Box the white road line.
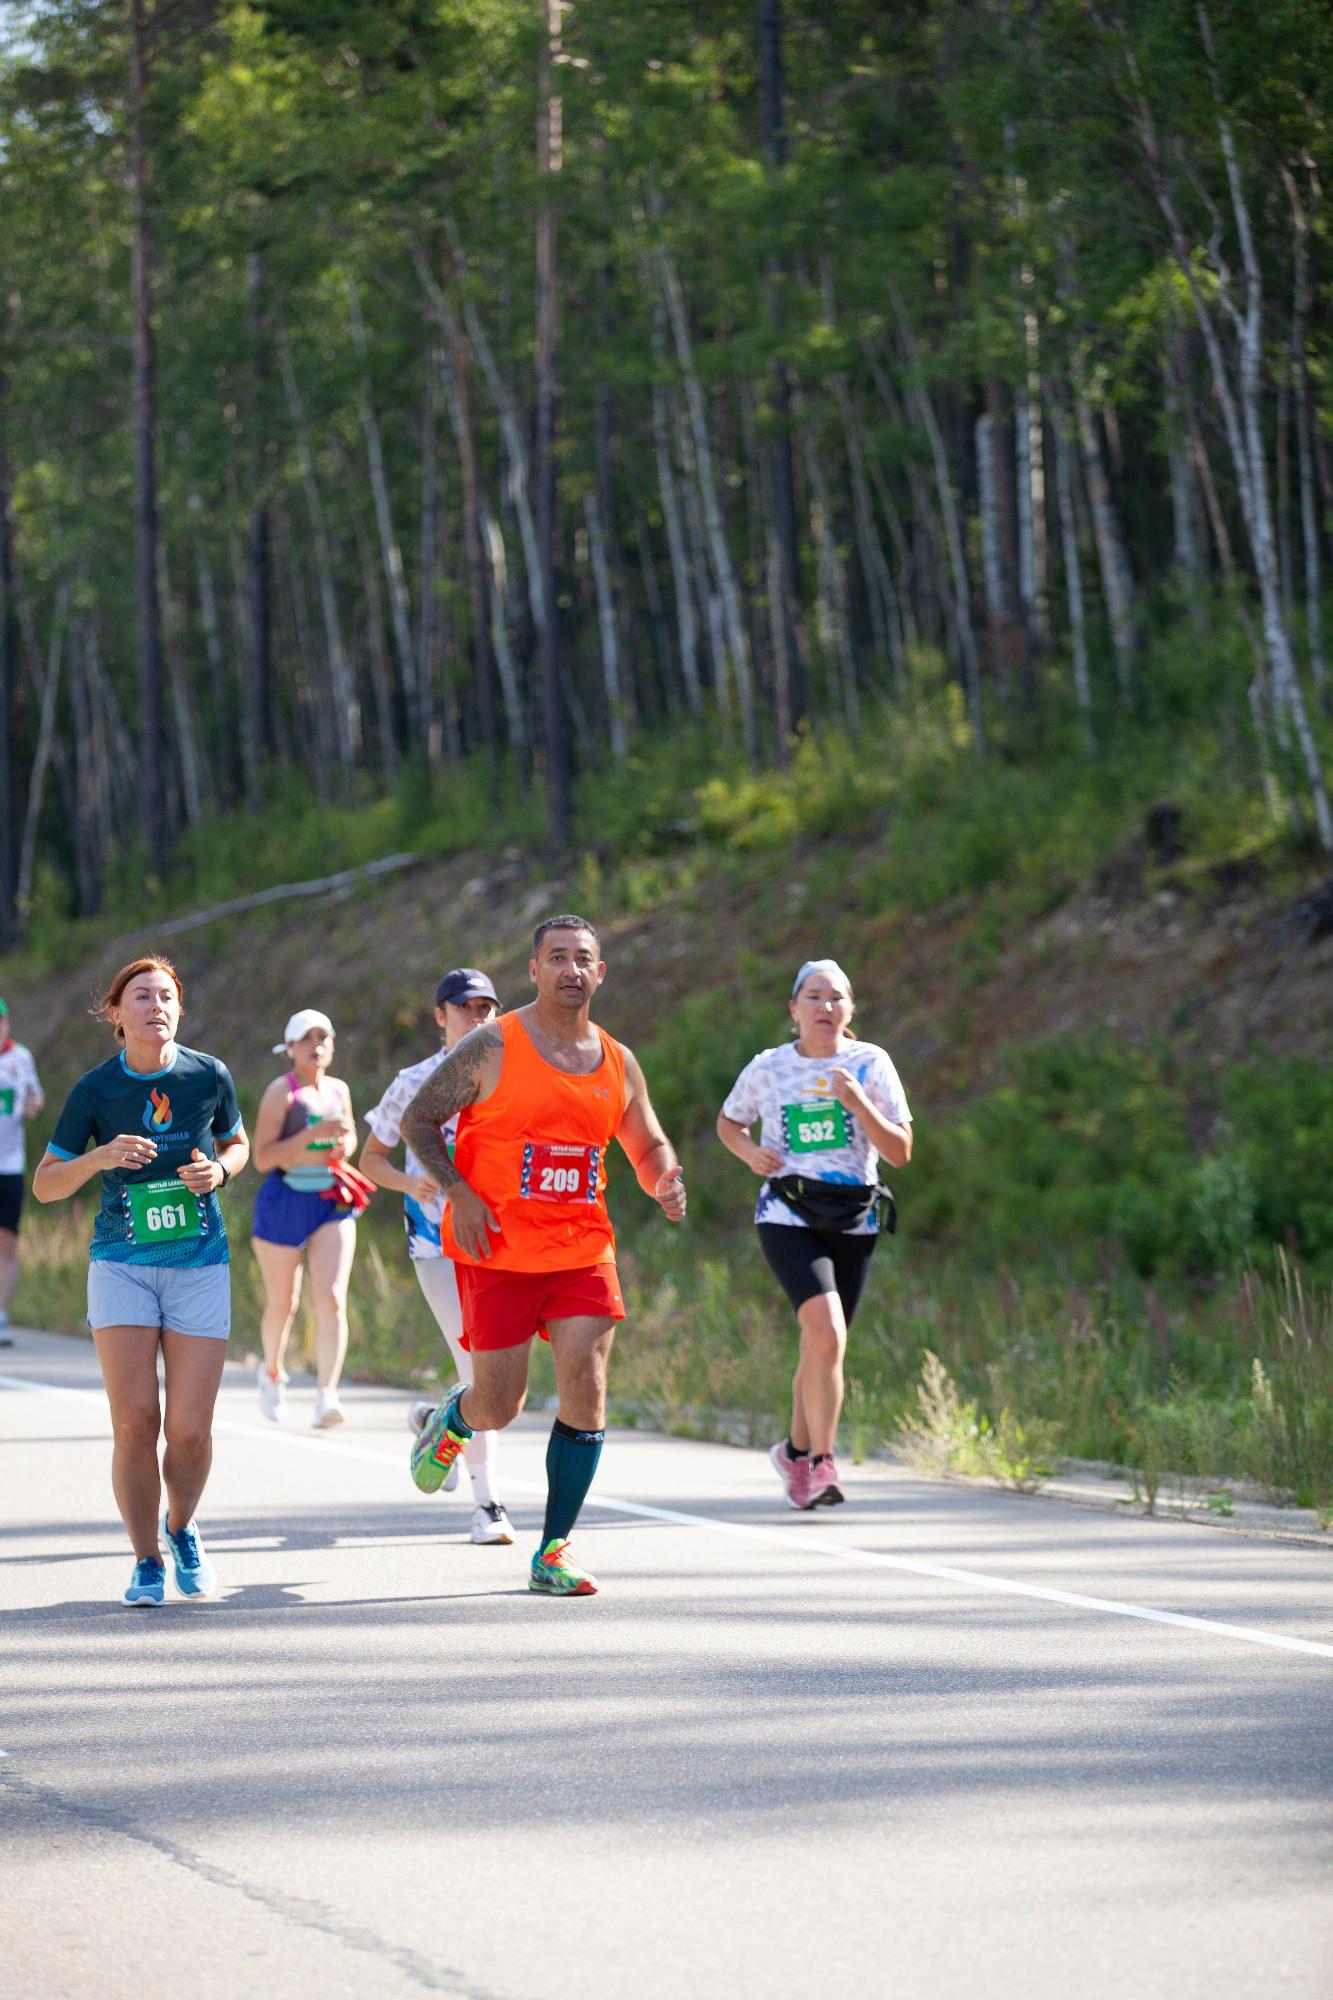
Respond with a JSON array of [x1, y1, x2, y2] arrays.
[[5, 1370, 1333, 1662]]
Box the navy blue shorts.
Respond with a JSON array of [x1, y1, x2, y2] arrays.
[[252, 1174, 355, 1249], [0, 1174, 24, 1234]]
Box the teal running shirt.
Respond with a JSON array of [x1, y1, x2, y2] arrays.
[[48, 1045, 243, 1267]]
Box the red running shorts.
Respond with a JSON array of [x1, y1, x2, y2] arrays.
[[455, 1261, 625, 1352]]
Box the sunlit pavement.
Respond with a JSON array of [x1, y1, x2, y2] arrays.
[[3, 1329, 1331, 2000]]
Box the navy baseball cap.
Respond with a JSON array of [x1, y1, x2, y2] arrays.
[[435, 968, 499, 1008]]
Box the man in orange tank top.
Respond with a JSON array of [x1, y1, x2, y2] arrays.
[[402, 915, 686, 1596]]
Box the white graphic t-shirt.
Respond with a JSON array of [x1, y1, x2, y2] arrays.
[[365, 1049, 457, 1261], [0, 1042, 42, 1175], [721, 1039, 911, 1234]]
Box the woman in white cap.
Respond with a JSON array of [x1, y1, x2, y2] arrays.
[[716, 960, 912, 1509], [359, 967, 515, 1546], [250, 1009, 360, 1427]]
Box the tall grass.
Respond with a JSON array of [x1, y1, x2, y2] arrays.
[[17, 1196, 1332, 1506]]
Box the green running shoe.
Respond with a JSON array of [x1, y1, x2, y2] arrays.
[[529, 1538, 598, 1596], [410, 1390, 470, 1494]]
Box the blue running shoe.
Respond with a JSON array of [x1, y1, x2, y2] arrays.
[[410, 1389, 471, 1495], [162, 1511, 217, 1598], [123, 1556, 166, 1606]]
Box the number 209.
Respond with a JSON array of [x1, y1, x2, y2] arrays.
[[539, 1165, 583, 1195]]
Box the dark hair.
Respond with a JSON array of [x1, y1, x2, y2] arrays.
[[96, 955, 184, 1042], [532, 913, 600, 954]]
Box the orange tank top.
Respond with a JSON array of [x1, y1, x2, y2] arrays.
[[440, 1011, 627, 1271]]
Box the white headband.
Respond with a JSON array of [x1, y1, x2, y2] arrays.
[[273, 1008, 335, 1054], [791, 958, 853, 1000]]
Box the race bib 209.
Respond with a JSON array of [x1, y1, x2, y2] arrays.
[[519, 1141, 599, 1203]]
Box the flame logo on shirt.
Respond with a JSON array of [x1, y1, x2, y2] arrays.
[[143, 1087, 172, 1132]]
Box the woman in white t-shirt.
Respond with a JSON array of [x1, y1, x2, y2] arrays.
[[717, 959, 912, 1511]]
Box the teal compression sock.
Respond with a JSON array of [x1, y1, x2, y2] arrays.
[[541, 1418, 604, 1545]]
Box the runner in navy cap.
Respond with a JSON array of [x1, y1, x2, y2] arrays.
[[435, 969, 499, 1009]]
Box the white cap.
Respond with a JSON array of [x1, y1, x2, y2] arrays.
[[273, 1008, 335, 1054], [791, 958, 853, 1000]]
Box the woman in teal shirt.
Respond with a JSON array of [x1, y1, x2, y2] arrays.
[[33, 954, 249, 1606]]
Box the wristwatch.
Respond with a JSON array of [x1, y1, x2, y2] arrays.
[[216, 1160, 231, 1187]]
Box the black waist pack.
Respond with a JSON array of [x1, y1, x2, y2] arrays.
[[768, 1175, 896, 1236]]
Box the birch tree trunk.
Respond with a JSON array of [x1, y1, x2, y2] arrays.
[[758, 0, 806, 727], [583, 490, 627, 759], [1019, 281, 1050, 645], [1200, 0, 1331, 847], [280, 346, 358, 783], [16, 584, 68, 927], [478, 499, 529, 765], [350, 499, 400, 781], [976, 414, 1005, 632], [536, 0, 570, 850], [156, 539, 206, 827], [1276, 339, 1294, 625], [71, 620, 103, 916], [347, 275, 417, 728], [1163, 340, 1203, 584], [1112, 7, 1331, 847], [280, 515, 335, 807], [888, 284, 983, 750], [1049, 391, 1096, 754], [191, 515, 227, 726], [800, 414, 859, 730], [1074, 390, 1137, 700], [633, 502, 674, 716], [834, 369, 903, 690], [129, 0, 165, 875], [680, 448, 727, 719], [416, 346, 440, 755], [0, 385, 19, 943], [445, 226, 547, 641], [435, 283, 497, 760], [657, 237, 758, 758], [650, 318, 702, 714], [1282, 160, 1326, 700], [865, 458, 919, 657], [246, 250, 272, 808]]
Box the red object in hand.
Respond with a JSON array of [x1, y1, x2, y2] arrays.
[[322, 1160, 375, 1213]]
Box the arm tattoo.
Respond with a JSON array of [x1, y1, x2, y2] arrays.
[[401, 1028, 502, 1193]]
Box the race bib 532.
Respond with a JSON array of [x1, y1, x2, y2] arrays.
[[782, 1100, 851, 1153]]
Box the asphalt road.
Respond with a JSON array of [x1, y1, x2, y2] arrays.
[[2, 1328, 1331, 2000]]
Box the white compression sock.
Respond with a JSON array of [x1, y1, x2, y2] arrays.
[[414, 1254, 501, 1508]]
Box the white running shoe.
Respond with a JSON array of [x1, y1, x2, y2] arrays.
[[257, 1367, 288, 1422], [313, 1388, 344, 1429], [407, 1398, 460, 1488], [471, 1502, 515, 1545]]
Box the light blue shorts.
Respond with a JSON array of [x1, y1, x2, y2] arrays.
[[87, 1261, 232, 1341]]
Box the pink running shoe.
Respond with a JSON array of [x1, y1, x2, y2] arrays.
[[769, 1440, 813, 1510], [806, 1455, 845, 1507]]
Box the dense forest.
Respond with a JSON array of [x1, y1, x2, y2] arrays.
[[1, 0, 1331, 942]]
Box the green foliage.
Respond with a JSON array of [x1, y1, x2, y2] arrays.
[[889, 1350, 1058, 1489]]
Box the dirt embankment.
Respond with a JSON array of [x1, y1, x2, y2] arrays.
[[7, 842, 1332, 1114]]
